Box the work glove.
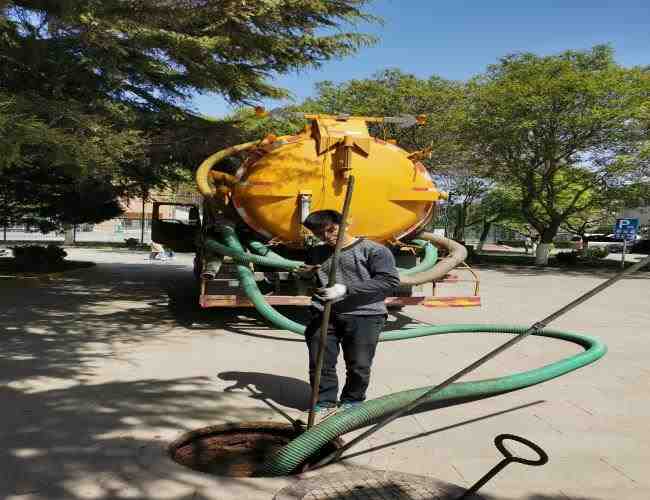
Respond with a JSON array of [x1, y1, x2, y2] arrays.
[[314, 283, 347, 303]]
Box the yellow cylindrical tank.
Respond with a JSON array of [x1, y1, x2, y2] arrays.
[[229, 117, 444, 245]]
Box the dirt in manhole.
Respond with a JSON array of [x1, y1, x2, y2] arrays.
[[169, 421, 341, 477]]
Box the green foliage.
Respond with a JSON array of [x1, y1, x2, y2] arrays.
[[227, 107, 308, 142], [555, 246, 608, 266], [555, 250, 580, 265], [10, 244, 67, 271], [124, 238, 140, 249], [0, 165, 125, 230], [584, 246, 609, 259], [459, 45, 650, 262], [1, 0, 375, 229], [3, 1, 375, 106]]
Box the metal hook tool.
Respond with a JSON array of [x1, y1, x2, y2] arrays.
[[458, 434, 548, 499]]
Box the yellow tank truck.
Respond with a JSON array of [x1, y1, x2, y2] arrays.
[[152, 113, 480, 310]]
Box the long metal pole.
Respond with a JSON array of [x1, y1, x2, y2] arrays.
[[313, 253, 650, 467], [307, 172, 356, 429]]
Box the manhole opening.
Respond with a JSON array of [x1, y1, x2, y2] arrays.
[[168, 421, 341, 477]]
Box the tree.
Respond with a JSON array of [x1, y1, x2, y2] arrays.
[[467, 186, 524, 251], [1, 0, 376, 228], [437, 172, 493, 241], [460, 45, 650, 264], [561, 207, 615, 241], [225, 107, 309, 142], [0, 164, 125, 238], [3, 1, 375, 106]]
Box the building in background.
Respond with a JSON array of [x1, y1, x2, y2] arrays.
[[2, 187, 202, 244]]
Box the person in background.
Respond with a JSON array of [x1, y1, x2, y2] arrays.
[[150, 241, 166, 260]]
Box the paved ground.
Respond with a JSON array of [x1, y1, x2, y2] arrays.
[[1, 248, 648, 500]]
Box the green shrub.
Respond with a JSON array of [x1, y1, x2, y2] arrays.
[[555, 251, 579, 265], [553, 241, 574, 249], [584, 246, 609, 259], [11, 244, 67, 271], [124, 237, 140, 249], [496, 240, 526, 247]]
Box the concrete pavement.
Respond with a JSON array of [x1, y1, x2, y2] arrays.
[[1, 248, 648, 499]]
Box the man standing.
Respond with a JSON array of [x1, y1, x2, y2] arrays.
[[298, 210, 400, 421]]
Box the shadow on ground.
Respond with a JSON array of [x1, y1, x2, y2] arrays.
[[0, 262, 282, 499], [0, 258, 615, 499]]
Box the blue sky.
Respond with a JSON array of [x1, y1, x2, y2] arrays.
[[191, 0, 650, 118]]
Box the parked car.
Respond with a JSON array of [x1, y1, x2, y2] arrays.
[[585, 234, 641, 253], [631, 239, 650, 254]]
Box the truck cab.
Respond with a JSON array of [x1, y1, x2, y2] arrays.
[[151, 202, 201, 253]]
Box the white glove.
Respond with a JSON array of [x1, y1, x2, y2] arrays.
[[314, 283, 347, 302]]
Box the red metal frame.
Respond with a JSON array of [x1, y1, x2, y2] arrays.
[[199, 294, 481, 308], [198, 265, 481, 309]]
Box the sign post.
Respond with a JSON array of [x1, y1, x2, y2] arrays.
[[613, 218, 640, 269]]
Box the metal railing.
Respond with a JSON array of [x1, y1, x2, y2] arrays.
[[1, 218, 154, 244]]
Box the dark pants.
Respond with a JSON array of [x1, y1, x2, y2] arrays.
[[305, 311, 385, 406]]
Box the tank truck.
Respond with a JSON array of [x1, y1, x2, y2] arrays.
[[151, 113, 480, 309], [156, 114, 618, 487]]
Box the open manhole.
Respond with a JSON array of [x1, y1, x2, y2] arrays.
[[169, 421, 342, 477]]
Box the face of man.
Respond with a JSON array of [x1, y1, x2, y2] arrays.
[[313, 223, 340, 246]]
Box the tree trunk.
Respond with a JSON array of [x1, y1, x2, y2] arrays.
[[453, 204, 467, 241], [477, 220, 492, 252], [64, 225, 75, 245], [535, 243, 552, 265], [533, 223, 560, 265]]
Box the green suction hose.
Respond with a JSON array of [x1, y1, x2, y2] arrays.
[[396, 239, 438, 276], [219, 229, 306, 333], [258, 326, 605, 476], [216, 233, 438, 278], [204, 235, 303, 270], [213, 227, 607, 476], [247, 238, 438, 276]]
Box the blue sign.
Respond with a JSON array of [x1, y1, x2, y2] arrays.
[[613, 218, 640, 241]]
